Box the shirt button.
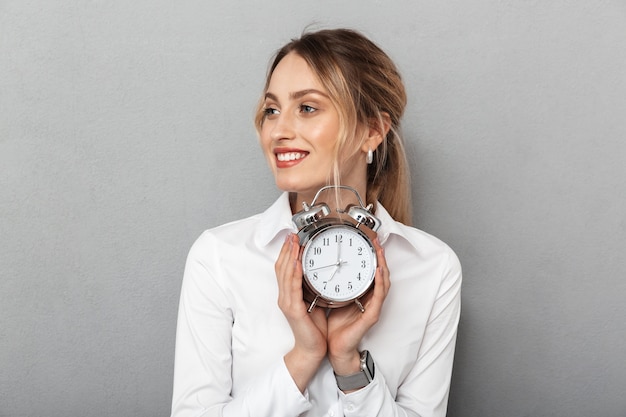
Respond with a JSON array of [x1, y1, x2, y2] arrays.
[[346, 403, 355, 412], [328, 410, 335, 417]]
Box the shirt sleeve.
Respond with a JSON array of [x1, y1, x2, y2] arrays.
[[338, 249, 462, 417], [170, 233, 312, 417]]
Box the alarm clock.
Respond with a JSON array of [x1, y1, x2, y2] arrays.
[[292, 186, 381, 313]]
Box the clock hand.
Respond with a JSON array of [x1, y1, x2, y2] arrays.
[[327, 265, 339, 281], [308, 259, 348, 272], [308, 262, 340, 272], [325, 259, 348, 281], [337, 237, 341, 262], [318, 240, 342, 281]]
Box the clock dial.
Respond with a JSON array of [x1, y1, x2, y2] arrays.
[[302, 225, 376, 303]]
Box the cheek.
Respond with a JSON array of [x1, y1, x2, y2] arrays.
[[259, 127, 272, 152], [261, 148, 276, 171], [310, 123, 340, 150], [259, 122, 269, 139], [257, 134, 274, 167]]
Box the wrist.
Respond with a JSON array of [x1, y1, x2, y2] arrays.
[[329, 349, 361, 376], [293, 343, 327, 364], [285, 348, 325, 393], [334, 350, 375, 392]]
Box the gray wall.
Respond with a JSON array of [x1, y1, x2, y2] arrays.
[[1, 1, 625, 416]]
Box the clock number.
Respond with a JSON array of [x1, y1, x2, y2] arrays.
[[335, 284, 340, 293], [361, 260, 366, 268], [357, 272, 361, 281], [347, 282, 352, 290], [323, 281, 328, 290], [335, 235, 343, 243], [313, 272, 318, 281], [357, 247, 363, 255], [322, 238, 330, 246], [313, 247, 322, 255], [309, 259, 315, 268], [349, 238, 353, 247]]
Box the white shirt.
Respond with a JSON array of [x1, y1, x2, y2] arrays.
[[171, 193, 462, 417]]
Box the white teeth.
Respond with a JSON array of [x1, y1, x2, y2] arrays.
[[277, 152, 306, 162]]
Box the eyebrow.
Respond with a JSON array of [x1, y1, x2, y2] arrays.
[[264, 89, 330, 101]]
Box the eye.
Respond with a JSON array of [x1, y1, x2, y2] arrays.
[[263, 107, 279, 118], [299, 104, 317, 114]]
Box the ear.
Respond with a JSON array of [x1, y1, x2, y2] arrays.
[[361, 112, 391, 154]]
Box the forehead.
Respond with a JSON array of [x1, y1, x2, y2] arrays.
[[267, 53, 326, 94]]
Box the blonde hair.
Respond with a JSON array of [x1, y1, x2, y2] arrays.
[[255, 29, 412, 225]]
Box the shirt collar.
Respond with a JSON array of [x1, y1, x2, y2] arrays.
[[372, 202, 405, 246], [255, 192, 408, 247], [255, 192, 298, 247]]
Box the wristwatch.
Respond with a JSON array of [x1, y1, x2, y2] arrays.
[[334, 350, 375, 391]]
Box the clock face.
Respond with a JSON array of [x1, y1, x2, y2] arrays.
[[302, 225, 377, 303]]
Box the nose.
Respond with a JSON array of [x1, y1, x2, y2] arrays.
[[270, 112, 296, 142]]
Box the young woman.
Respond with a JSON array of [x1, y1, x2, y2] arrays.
[[171, 28, 462, 417]]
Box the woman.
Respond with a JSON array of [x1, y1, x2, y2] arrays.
[[171, 28, 461, 417]]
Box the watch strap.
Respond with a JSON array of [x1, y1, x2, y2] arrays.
[[334, 350, 374, 391]]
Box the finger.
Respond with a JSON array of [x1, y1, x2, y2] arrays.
[[365, 265, 385, 316], [360, 239, 389, 317], [277, 234, 307, 314], [276, 234, 298, 300], [373, 238, 390, 295], [275, 234, 294, 277], [277, 235, 300, 277], [287, 234, 303, 290]]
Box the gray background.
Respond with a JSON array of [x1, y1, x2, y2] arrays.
[[1, 1, 625, 416]]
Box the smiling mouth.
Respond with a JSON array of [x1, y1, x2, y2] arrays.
[[276, 152, 308, 162]]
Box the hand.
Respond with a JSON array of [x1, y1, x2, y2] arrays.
[[326, 238, 390, 376], [275, 233, 327, 392]]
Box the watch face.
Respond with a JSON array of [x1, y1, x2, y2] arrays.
[[302, 225, 377, 303]]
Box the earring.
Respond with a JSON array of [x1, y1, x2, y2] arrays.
[[366, 149, 374, 164]]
